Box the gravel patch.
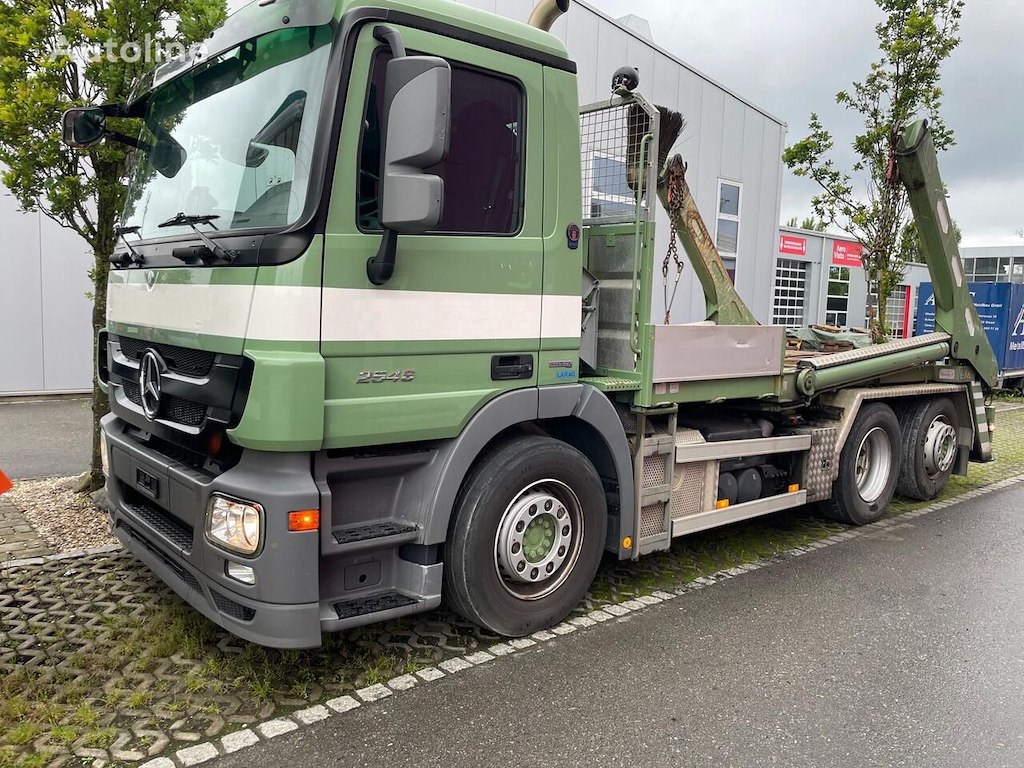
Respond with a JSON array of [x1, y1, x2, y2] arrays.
[[3, 475, 118, 552]]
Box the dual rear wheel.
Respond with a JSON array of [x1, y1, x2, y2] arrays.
[[821, 397, 960, 525]]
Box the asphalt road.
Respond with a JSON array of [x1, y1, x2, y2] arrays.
[[0, 396, 92, 479], [214, 484, 1024, 768]]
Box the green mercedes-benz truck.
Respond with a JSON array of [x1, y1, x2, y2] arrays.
[[63, 0, 997, 648]]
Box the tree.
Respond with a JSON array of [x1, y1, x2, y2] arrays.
[[783, 0, 964, 341], [785, 215, 827, 232], [0, 0, 226, 490]]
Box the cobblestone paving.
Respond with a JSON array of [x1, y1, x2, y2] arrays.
[[0, 502, 52, 563], [2, 406, 1023, 768]]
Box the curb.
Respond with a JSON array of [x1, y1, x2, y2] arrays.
[[131, 473, 1024, 768]]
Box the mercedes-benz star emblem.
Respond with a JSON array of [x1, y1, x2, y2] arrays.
[[139, 350, 164, 421]]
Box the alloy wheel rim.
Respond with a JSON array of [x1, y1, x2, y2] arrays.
[[494, 479, 584, 601], [855, 426, 892, 503]]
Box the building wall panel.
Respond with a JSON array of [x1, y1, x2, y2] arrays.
[[0, 202, 45, 394]]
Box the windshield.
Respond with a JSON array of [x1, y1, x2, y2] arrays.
[[122, 25, 332, 240]]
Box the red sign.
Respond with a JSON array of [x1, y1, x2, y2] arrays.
[[832, 241, 863, 267], [779, 235, 807, 256], [901, 285, 913, 339]]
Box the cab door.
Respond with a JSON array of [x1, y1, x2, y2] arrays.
[[321, 23, 545, 449]]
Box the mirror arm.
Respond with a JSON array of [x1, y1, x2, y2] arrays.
[[367, 229, 398, 285], [366, 24, 406, 286], [373, 25, 406, 58], [104, 130, 151, 152]]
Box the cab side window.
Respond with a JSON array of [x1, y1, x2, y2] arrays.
[[357, 50, 525, 234]]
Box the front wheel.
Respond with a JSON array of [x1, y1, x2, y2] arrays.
[[444, 436, 607, 636], [819, 402, 901, 525]]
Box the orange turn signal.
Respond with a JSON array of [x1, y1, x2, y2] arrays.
[[288, 509, 320, 532], [788, 483, 800, 493], [716, 499, 730, 509]]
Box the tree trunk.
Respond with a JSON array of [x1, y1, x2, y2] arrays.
[[82, 165, 118, 493], [84, 251, 110, 492]]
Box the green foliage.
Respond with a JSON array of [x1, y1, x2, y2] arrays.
[[0, 0, 226, 244], [783, 0, 964, 339], [901, 217, 961, 263], [785, 215, 827, 232], [0, 0, 226, 486]]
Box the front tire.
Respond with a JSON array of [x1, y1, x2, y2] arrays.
[[819, 403, 901, 525], [443, 436, 607, 636]]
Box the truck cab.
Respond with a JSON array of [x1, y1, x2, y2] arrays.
[[87, 0, 599, 647]]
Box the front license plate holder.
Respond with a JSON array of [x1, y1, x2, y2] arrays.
[[136, 467, 160, 499]]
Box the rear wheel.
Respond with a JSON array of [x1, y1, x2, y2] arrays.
[[444, 436, 607, 636], [896, 397, 960, 500], [819, 403, 901, 525]]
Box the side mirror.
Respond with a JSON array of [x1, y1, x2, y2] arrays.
[[379, 56, 451, 232], [367, 31, 451, 286], [61, 107, 106, 148]]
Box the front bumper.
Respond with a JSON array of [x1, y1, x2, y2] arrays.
[[103, 413, 324, 648]]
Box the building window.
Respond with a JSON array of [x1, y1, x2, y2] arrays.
[[825, 266, 850, 327], [715, 180, 741, 257], [586, 153, 637, 219], [868, 284, 912, 338], [772, 259, 808, 327], [972, 257, 998, 282], [358, 51, 525, 234]]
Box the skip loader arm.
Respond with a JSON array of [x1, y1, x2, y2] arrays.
[[895, 119, 998, 389], [655, 156, 759, 326]]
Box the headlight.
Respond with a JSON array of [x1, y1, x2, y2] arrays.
[[99, 433, 110, 477], [206, 494, 263, 556]]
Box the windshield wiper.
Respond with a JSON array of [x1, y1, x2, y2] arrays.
[[158, 212, 237, 262], [111, 225, 144, 267]]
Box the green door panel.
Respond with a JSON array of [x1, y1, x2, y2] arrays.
[[321, 22, 546, 448]]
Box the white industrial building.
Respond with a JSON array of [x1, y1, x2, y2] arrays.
[[2, 0, 788, 395], [770, 224, 1018, 337], [0, 188, 94, 395]]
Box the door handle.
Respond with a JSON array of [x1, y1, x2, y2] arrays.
[[491, 354, 534, 381]]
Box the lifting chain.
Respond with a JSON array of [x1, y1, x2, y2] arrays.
[[662, 159, 686, 324]]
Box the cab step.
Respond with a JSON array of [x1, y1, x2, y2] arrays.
[[332, 521, 419, 548], [332, 591, 418, 620]]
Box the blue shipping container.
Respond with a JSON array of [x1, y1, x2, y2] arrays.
[[916, 281, 1024, 377], [1005, 284, 1024, 373]]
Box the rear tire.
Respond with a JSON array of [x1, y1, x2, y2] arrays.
[[895, 397, 959, 500], [443, 436, 607, 636], [819, 403, 901, 525]]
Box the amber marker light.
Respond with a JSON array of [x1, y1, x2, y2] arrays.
[[622, 536, 633, 549], [715, 499, 730, 509], [288, 510, 320, 532], [788, 484, 800, 493]]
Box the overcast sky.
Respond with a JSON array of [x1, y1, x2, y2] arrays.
[[588, 0, 1023, 247]]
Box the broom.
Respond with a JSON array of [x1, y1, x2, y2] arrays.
[[626, 103, 686, 191]]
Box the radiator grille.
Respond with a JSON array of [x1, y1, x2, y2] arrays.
[[118, 337, 215, 377], [122, 381, 207, 428]]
